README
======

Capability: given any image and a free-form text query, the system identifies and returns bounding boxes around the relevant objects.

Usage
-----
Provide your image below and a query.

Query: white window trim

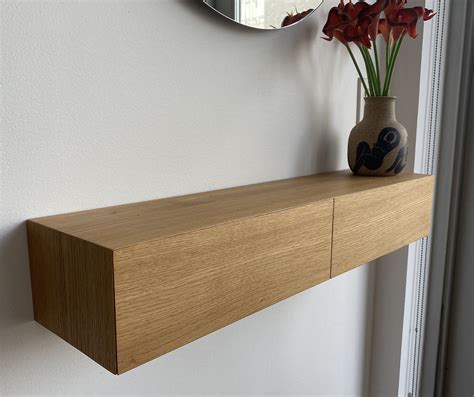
[399,0,473,395]
[398,0,450,395]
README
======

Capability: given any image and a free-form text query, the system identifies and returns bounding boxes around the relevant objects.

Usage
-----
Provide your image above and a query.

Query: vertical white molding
[398,0,449,395]
[420,0,473,393]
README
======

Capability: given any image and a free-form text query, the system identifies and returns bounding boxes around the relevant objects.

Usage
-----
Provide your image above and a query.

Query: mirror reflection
[204,0,324,30]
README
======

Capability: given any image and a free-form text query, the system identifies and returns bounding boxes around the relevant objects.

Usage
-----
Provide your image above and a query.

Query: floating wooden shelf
[27,170,434,374]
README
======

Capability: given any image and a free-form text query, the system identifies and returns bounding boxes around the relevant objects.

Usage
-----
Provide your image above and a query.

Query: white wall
[0,1,375,395]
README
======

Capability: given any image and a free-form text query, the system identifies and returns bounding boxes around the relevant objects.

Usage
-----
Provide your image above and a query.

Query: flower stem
[386,29,391,76]
[359,46,376,96]
[345,44,370,97]
[383,35,404,95]
[364,46,379,95]
[373,39,382,96]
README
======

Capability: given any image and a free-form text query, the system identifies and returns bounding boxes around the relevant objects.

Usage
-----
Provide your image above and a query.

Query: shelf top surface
[29,170,431,250]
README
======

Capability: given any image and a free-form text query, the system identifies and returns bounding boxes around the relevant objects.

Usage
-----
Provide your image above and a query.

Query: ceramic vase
[348,96,408,176]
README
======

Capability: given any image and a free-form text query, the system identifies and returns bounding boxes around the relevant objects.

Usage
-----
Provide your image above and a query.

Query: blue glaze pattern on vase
[348,97,408,176]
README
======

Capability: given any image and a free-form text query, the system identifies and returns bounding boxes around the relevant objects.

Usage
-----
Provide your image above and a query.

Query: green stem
[383,36,404,95]
[357,46,371,95]
[345,44,370,97]
[359,46,376,96]
[385,29,391,77]
[373,40,382,96]
[365,46,380,95]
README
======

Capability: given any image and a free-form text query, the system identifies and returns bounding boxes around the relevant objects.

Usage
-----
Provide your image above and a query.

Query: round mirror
[203,0,324,30]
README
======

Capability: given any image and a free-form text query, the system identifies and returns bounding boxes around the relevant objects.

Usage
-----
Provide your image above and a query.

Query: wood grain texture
[331,175,435,277]
[27,221,117,373]
[26,170,434,374]
[114,202,333,373]
[30,171,428,250]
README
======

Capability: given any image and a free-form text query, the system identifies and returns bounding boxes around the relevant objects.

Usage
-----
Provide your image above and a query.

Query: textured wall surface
[0,1,376,395]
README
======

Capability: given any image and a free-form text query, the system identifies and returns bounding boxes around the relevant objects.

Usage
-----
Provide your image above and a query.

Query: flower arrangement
[322,0,436,97]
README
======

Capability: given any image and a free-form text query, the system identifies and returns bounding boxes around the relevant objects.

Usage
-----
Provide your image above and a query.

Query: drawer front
[331,176,434,277]
[114,201,333,373]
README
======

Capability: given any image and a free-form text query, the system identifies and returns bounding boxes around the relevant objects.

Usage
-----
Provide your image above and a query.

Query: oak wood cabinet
[27,170,434,374]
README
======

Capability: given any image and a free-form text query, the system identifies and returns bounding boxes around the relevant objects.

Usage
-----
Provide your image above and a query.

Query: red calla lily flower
[341,0,370,20]
[323,0,371,48]
[343,15,373,48]
[414,6,437,21]
[321,0,436,97]
[378,18,390,42]
[378,17,405,42]
[385,0,407,18]
[322,7,350,43]
[387,8,421,38]
[386,6,436,38]
[359,0,387,40]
